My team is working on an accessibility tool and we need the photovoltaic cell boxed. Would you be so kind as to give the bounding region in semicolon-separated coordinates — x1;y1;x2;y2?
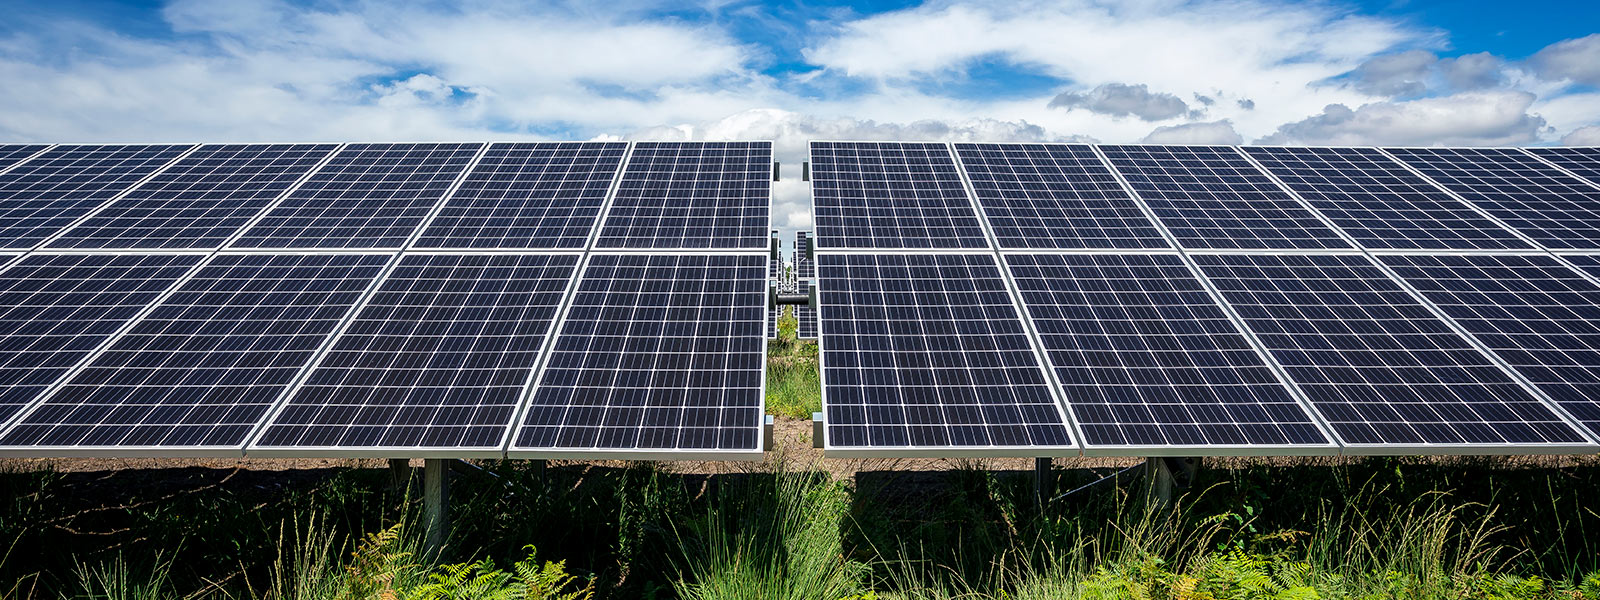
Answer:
1527;147;1600;187
414;142;625;249
232;143;482;249
1243;146;1528;250
255;254;579;451
1193;254;1588;448
0;254;390;449
0;145;49;171
818;254;1072;450
593;142;770;250
1099;145;1350;250
956;143;1168;249
0;254;204;424
796;305;817;340
0;144;193;249
514;254;767;452
1007;253;1327;448
796;231;815;279
48;144;339;250
810;142;989;249
1382;254;1600;438
1386;147;1600;249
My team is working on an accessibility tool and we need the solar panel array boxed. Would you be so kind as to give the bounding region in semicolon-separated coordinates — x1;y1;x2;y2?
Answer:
811;140;1600;457
0;140;771;458
1529;147;1600;186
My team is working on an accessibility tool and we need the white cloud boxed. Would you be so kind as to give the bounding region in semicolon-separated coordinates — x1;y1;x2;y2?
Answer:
1530;33;1600;87
1564;126;1600;146
1049;83;1189;121
1140;120;1242;144
1438;52;1505;90
1257;91;1545;146
1349;49;1435;96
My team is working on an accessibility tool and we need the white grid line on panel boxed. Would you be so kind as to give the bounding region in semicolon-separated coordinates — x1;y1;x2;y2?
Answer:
10;144;200;252
413;142;627;250
0;144;55;177
953;142;1170;250
808;141;990;250
1382;147;1600;250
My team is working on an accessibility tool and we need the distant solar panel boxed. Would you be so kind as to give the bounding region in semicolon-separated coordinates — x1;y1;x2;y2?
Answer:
0;254;204;425
414;142;625;249
512;254;767;454
0;254;390;451
48;144;338;250
253;254;579;453
1386;147;1600;250
1008;253;1329;450
232;143;482;249
796;231;815;279
1527;147;1600;186
1194;254;1589;449
593;142;770;250
1243;146;1529;250
1382;254;1600;438
796;305;817;340
817;253;1073;451
769;305;781;340
810;142;989;249
0;144;49;171
956;143;1169;249
1099;145;1350;250
0;144;193;249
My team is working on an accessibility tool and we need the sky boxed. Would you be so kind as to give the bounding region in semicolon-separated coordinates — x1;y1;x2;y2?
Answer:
2;0;1599;234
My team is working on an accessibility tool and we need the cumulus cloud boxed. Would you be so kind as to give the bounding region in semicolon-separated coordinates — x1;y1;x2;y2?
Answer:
1349;49;1435;96
1530;34;1600;86
627;108;1060;161
1049;83;1189;120
1140;120;1243;144
1438;52;1505;90
1564;126;1600;146
1257;91;1545;146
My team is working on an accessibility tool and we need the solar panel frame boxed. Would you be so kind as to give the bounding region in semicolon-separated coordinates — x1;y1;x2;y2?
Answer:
44;143;342;251
0;144;52;173
0;144;199;250
1382;146;1600;250
1191;252;1595;454
412;142;628;250
809;141;992;250
815;251;1079;458
247;251;586;458
1526;147;1600;188
592;141;772;251
955;143;1172;250
0;251;395;457
506;251;770;460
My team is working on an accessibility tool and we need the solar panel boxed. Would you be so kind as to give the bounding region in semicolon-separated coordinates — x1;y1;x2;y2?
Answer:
810;142;989;249
1007;253;1329;450
413;142;625;249
593;142;770;250
817;253;1073;452
232;143;482;249
0;254;204;426
512;254;767;455
1527;147;1600;186
252;254;579;454
1099;145;1351;250
1381;254;1600;438
0;144;49;171
47;144;339;250
796;231;815;279
769;305;781;340
955;143;1169;249
1243;146;1529;250
1193;253;1590;450
0;253;390;451
795;305;817;340
1385;147;1600;250
0;144;194;249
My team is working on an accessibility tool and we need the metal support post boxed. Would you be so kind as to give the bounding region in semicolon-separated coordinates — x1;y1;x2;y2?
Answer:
1145;457;1199;513
423;458;450;562
388;458;410;491
1034;457;1052;510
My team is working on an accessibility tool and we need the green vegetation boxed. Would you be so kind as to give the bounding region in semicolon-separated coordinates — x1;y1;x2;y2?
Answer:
765;307;821;419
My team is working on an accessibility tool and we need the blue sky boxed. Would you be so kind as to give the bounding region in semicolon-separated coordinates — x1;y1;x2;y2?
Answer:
1;0;1598;229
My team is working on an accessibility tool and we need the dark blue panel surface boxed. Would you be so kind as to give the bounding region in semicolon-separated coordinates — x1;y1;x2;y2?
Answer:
1008;253;1326;448
49;144;338;250
0;254;389;448
593;142;770;249
1387;147;1600;249
257;254;579;450
810;142;989;249
233;143;481;249
795;305;817;340
414;142;624;249
0;144;193;249
818;253;1072;449
956;143;1168;249
1384;254;1600;438
0;254;203;424
0;145;49;171
1244;146;1528;250
1194;254;1587;447
1099;145;1350;250
515;254;767;451
1527;147;1600;188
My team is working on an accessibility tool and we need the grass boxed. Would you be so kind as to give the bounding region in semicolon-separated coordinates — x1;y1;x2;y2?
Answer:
765;307;820;419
